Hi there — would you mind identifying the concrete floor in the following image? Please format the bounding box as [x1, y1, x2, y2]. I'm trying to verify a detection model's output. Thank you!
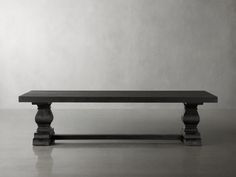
[0, 108, 235, 177]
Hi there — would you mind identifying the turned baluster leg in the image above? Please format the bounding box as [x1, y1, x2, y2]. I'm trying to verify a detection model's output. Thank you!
[182, 103, 201, 146]
[33, 103, 55, 146]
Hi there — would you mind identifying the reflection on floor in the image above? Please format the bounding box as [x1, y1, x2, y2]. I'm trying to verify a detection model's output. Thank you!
[0, 109, 235, 177]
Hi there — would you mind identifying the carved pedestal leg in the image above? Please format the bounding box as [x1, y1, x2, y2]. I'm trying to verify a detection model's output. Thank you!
[33, 103, 55, 146]
[182, 103, 201, 146]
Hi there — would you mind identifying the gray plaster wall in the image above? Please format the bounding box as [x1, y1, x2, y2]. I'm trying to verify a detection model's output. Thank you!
[0, 0, 235, 109]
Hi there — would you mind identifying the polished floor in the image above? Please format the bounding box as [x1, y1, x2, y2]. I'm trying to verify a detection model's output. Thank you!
[0, 108, 235, 177]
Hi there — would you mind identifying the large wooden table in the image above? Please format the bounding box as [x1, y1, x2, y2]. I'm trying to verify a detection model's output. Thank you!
[19, 90, 217, 146]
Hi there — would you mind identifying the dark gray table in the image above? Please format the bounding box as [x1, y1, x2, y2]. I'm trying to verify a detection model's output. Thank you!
[19, 90, 217, 146]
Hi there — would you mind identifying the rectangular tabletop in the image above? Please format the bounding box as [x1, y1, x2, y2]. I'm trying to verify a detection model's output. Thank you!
[19, 90, 217, 103]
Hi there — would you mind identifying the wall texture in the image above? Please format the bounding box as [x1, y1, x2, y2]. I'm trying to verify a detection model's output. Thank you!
[0, 0, 235, 109]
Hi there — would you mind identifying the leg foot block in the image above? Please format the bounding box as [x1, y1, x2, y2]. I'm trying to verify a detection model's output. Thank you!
[33, 133, 55, 146]
[33, 128, 55, 146]
[182, 138, 201, 146]
[33, 139, 54, 146]
[181, 132, 201, 146]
